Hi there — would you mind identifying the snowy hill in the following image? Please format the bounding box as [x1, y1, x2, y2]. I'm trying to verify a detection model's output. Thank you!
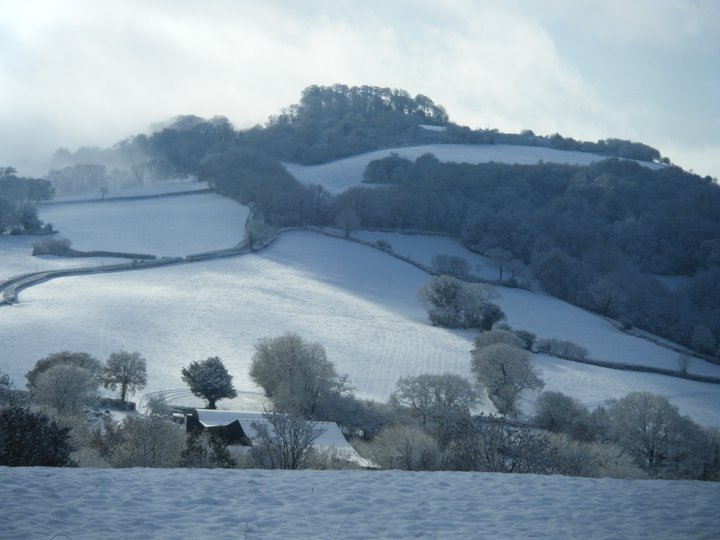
[2, 467, 718, 539]
[284, 143, 664, 193]
[3, 230, 719, 425]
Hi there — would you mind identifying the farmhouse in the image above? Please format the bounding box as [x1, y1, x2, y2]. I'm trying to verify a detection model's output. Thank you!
[186, 409, 371, 466]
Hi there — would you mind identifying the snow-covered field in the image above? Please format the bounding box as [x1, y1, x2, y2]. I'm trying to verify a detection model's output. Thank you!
[0, 231, 484, 413]
[0, 235, 124, 283]
[352, 231, 719, 376]
[285, 143, 663, 193]
[2, 467, 718, 539]
[50, 178, 208, 202]
[353, 230, 512, 281]
[39, 193, 249, 257]
[2, 230, 719, 425]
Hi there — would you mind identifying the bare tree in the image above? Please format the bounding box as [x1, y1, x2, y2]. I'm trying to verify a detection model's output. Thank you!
[249, 410, 324, 469]
[390, 373, 477, 429]
[109, 415, 186, 468]
[473, 329, 525, 351]
[447, 415, 555, 473]
[431, 254, 470, 278]
[335, 207, 360, 238]
[250, 333, 350, 418]
[533, 391, 589, 435]
[360, 424, 441, 471]
[471, 343, 544, 417]
[677, 354, 693, 374]
[607, 392, 698, 472]
[101, 351, 147, 404]
[485, 247, 514, 281]
[545, 433, 645, 479]
[32, 364, 99, 415]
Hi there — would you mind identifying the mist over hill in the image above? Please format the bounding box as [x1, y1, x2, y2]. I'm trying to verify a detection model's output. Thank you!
[2, 84, 719, 354]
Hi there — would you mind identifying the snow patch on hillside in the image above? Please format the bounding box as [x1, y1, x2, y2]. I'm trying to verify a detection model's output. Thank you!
[285, 143, 663, 193]
[2, 467, 718, 539]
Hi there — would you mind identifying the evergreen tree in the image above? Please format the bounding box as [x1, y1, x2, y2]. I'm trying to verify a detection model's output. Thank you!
[0, 406, 75, 466]
[181, 356, 237, 409]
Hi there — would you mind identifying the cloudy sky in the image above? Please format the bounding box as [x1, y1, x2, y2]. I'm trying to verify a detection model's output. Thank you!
[1, 0, 718, 178]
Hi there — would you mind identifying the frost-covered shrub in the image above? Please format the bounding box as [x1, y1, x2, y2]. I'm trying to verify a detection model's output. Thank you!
[533, 391, 589, 435]
[144, 392, 171, 417]
[358, 424, 442, 471]
[546, 433, 646, 479]
[536, 338, 589, 360]
[446, 415, 556, 474]
[26, 351, 101, 390]
[32, 364, 99, 415]
[109, 415, 186, 468]
[473, 329, 525, 351]
[31, 235, 72, 256]
[418, 275, 502, 330]
[428, 306, 462, 327]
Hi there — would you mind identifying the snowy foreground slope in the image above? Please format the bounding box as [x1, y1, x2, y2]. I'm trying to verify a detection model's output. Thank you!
[3, 230, 720, 424]
[285, 143, 663, 193]
[1, 467, 718, 539]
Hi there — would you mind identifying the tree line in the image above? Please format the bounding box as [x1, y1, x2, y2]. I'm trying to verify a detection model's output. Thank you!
[0, 167, 54, 235]
[2, 328, 719, 480]
[356, 155, 720, 354]
[40, 84, 667, 194]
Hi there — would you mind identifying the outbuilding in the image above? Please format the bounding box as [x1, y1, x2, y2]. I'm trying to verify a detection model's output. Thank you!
[186, 409, 372, 466]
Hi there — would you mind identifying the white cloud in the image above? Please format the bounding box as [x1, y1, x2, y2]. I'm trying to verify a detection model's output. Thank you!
[0, 0, 717, 177]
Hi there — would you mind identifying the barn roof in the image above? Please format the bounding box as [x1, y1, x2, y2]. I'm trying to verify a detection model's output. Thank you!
[192, 410, 373, 467]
